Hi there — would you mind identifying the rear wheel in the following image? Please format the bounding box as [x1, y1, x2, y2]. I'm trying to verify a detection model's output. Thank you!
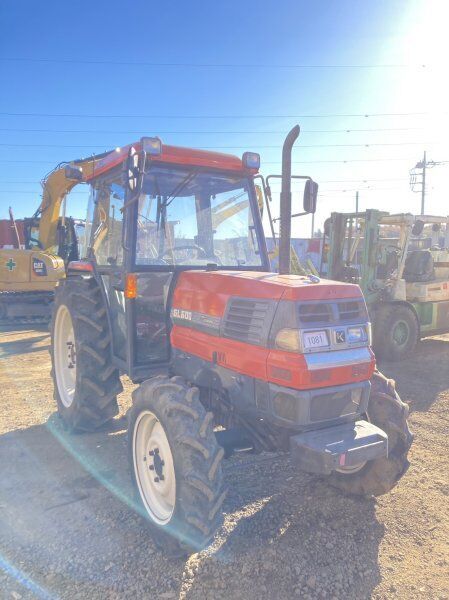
[50, 277, 122, 431]
[329, 371, 413, 496]
[373, 303, 419, 361]
[129, 376, 226, 556]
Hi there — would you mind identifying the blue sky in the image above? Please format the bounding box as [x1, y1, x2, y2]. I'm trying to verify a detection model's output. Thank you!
[1, 0, 448, 237]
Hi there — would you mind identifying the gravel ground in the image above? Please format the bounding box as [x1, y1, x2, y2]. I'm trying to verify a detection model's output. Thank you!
[0, 326, 448, 599]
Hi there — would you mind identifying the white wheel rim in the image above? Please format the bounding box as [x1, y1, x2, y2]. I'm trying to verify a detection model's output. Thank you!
[133, 410, 176, 525]
[54, 304, 77, 408]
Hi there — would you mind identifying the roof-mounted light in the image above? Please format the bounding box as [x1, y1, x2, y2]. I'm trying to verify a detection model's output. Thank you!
[242, 151, 260, 170]
[141, 136, 162, 156]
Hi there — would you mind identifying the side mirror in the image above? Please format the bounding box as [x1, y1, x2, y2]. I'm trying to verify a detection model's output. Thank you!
[125, 146, 146, 193]
[65, 165, 83, 181]
[303, 179, 318, 214]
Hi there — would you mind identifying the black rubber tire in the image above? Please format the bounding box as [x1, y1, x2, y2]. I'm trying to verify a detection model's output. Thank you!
[128, 375, 226, 557]
[50, 277, 122, 432]
[329, 371, 413, 496]
[372, 303, 419, 361]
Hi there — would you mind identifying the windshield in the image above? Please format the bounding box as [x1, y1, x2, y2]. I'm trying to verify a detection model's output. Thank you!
[134, 165, 263, 268]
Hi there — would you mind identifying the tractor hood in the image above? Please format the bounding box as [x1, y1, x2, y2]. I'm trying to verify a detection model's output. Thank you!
[172, 270, 364, 317]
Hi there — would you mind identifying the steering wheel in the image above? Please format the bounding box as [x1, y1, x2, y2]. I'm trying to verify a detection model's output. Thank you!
[161, 244, 207, 260]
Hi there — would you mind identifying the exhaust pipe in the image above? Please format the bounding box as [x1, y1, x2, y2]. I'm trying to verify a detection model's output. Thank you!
[278, 125, 300, 275]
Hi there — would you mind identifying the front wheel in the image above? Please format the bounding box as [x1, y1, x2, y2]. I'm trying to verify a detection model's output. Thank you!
[128, 376, 226, 556]
[329, 371, 413, 496]
[372, 304, 419, 361]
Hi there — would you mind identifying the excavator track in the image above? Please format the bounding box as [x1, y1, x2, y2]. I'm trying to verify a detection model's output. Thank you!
[0, 291, 53, 327]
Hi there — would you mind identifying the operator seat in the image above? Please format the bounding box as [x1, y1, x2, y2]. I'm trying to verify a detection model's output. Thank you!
[403, 249, 435, 282]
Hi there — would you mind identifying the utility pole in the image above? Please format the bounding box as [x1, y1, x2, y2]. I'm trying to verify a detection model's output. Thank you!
[355, 190, 359, 215]
[421, 151, 426, 215]
[410, 151, 443, 215]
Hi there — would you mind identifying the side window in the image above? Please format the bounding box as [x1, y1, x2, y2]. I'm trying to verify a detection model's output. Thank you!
[90, 181, 125, 266]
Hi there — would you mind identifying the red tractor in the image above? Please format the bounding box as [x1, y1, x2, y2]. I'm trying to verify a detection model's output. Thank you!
[50, 127, 412, 555]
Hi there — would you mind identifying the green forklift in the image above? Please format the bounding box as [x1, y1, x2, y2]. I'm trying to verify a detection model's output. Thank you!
[323, 209, 449, 360]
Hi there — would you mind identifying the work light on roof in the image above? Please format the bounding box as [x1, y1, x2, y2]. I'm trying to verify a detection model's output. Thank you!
[141, 137, 162, 156]
[242, 152, 260, 169]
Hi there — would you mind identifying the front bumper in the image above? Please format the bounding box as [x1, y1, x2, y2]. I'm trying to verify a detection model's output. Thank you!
[290, 419, 388, 475]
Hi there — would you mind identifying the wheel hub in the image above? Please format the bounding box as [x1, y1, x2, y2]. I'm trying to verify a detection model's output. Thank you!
[149, 447, 165, 482]
[66, 341, 76, 369]
[393, 320, 410, 346]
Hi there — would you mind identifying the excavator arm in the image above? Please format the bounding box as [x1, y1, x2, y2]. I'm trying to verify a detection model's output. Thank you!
[38, 151, 113, 252]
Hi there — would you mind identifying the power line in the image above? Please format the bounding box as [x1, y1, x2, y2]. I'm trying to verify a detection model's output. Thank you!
[0, 57, 429, 69]
[0, 177, 408, 185]
[0, 127, 427, 134]
[0, 111, 436, 119]
[0, 141, 439, 150]
[1, 158, 446, 165]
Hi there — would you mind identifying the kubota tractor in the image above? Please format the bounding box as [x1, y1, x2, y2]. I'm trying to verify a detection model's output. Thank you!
[50, 127, 412, 555]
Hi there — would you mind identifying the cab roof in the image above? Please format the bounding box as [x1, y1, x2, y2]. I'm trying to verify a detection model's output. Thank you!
[82, 141, 257, 182]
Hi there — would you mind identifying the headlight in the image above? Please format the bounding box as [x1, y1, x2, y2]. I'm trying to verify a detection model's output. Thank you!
[274, 328, 301, 352]
[347, 326, 366, 343]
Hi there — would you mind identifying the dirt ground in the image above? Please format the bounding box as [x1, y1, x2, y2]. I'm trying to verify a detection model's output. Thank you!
[0, 326, 448, 600]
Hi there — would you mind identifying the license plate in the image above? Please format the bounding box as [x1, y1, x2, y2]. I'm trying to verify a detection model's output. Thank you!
[303, 330, 328, 350]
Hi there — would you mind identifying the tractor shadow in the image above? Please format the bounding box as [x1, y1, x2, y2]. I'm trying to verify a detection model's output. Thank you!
[1, 414, 383, 599]
[376, 335, 449, 413]
[0, 333, 50, 357]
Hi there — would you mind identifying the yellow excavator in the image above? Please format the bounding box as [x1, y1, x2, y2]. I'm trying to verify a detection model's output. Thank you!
[0, 153, 106, 324]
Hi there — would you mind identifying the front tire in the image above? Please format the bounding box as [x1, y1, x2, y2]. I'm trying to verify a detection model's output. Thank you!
[373, 303, 419, 361]
[128, 376, 226, 556]
[329, 371, 413, 496]
[50, 277, 122, 432]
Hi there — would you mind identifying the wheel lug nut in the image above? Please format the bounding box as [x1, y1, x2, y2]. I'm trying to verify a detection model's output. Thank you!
[154, 477, 160, 483]
[149, 465, 154, 471]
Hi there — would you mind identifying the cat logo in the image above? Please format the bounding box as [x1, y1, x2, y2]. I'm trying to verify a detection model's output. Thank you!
[33, 258, 48, 277]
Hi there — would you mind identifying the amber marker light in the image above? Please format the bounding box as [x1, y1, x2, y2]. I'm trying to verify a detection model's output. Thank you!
[125, 274, 138, 299]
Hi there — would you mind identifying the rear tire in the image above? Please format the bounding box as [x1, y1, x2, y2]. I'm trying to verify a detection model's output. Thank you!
[373, 303, 419, 361]
[50, 277, 122, 432]
[128, 376, 226, 556]
[329, 371, 413, 496]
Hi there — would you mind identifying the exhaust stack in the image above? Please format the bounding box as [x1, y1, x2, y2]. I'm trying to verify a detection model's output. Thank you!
[278, 125, 300, 275]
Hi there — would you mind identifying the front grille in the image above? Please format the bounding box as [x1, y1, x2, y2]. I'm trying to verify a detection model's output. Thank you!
[223, 298, 269, 345]
[310, 390, 357, 422]
[298, 299, 367, 327]
[298, 303, 332, 325]
[337, 301, 364, 322]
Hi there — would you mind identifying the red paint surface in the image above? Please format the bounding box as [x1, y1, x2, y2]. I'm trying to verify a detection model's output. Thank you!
[172, 270, 363, 317]
[171, 325, 375, 391]
[83, 142, 255, 181]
